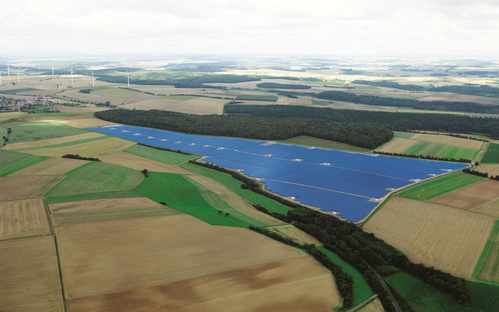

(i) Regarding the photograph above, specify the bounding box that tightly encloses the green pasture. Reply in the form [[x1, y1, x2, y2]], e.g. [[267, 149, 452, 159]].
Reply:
[[125, 144, 198, 166], [133, 172, 255, 228], [481, 143, 499, 163], [0, 112, 91, 122], [386, 273, 499, 312], [91, 87, 138, 99], [437, 146, 479, 160], [14, 135, 109, 152], [48, 162, 144, 196], [181, 162, 292, 215], [397, 172, 484, 201], [403, 141, 445, 157], [0, 150, 49, 177], [312, 99, 331, 105], [473, 220, 499, 283], [235, 94, 278, 101], [0, 88, 39, 94], [317, 247, 374, 305], [6, 121, 89, 143], [393, 131, 416, 139]]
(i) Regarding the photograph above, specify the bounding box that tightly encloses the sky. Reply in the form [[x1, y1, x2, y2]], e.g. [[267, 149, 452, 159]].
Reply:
[[1, 0, 498, 58]]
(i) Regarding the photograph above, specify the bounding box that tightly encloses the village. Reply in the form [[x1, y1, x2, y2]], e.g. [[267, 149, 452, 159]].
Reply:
[[0, 97, 56, 113]]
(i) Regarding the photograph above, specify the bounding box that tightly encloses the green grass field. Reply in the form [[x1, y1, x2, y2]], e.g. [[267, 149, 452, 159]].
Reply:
[[48, 162, 144, 196], [181, 162, 292, 215], [473, 220, 499, 283], [437, 146, 479, 160], [0, 150, 49, 177], [386, 272, 499, 312], [125, 144, 198, 165], [92, 87, 138, 99], [0, 88, 39, 94], [317, 246, 374, 305], [403, 141, 445, 156], [14, 135, 109, 152], [235, 94, 278, 101], [133, 172, 255, 228], [481, 143, 499, 163], [46, 190, 142, 204], [393, 131, 416, 139], [397, 172, 484, 201], [6, 121, 89, 143]]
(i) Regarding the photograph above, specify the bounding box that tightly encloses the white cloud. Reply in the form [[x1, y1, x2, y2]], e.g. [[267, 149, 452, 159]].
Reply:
[[0, 0, 498, 58]]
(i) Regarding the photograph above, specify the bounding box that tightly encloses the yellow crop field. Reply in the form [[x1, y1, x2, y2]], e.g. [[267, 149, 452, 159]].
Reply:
[[475, 164, 499, 177], [186, 174, 284, 226], [56, 117, 116, 129], [375, 137, 416, 154], [0, 198, 51, 240], [49, 197, 180, 226], [57, 214, 339, 311], [0, 175, 66, 201], [431, 179, 499, 210], [25, 137, 135, 157], [363, 196, 494, 279], [358, 298, 384, 312], [3, 132, 104, 150], [98, 151, 192, 174], [0, 236, 64, 312], [472, 199, 499, 218], [412, 133, 484, 150], [10, 157, 86, 176], [121, 97, 226, 115], [269, 224, 323, 246]]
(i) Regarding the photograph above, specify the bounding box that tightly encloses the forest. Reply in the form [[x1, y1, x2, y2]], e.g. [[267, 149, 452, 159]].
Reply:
[[353, 80, 499, 97], [224, 104, 499, 139], [316, 90, 499, 114], [94, 109, 393, 149]]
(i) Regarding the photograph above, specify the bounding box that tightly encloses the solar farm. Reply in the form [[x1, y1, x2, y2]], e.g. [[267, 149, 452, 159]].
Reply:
[[90, 124, 468, 222]]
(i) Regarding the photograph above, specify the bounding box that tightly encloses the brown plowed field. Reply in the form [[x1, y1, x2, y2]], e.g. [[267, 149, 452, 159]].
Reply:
[[67, 257, 338, 312], [411, 133, 483, 150], [3, 132, 104, 150], [25, 137, 135, 157], [0, 198, 51, 240], [363, 197, 494, 279], [430, 179, 499, 210], [187, 174, 284, 226], [0, 236, 64, 311], [0, 175, 66, 201], [375, 137, 416, 154], [98, 151, 191, 174], [49, 197, 180, 226], [10, 157, 86, 176], [56, 214, 339, 311]]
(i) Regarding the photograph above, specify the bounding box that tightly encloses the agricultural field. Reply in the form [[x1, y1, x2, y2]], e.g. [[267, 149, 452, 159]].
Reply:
[[2, 121, 89, 143], [48, 162, 144, 196], [0, 236, 64, 312], [471, 198, 499, 218], [0, 175, 66, 201], [98, 151, 192, 174], [481, 143, 499, 163], [269, 224, 322, 245], [375, 137, 417, 154], [363, 196, 495, 279], [475, 164, 499, 177], [0, 150, 49, 177], [125, 144, 199, 166], [9, 157, 86, 176], [430, 179, 499, 210], [120, 96, 227, 115], [25, 137, 135, 157], [3, 132, 104, 150], [357, 299, 384, 312], [473, 221, 499, 283], [0, 198, 51, 240], [56, 214, 339, 312], [282, 135, 369, 152], [397, 172, 484, 201]]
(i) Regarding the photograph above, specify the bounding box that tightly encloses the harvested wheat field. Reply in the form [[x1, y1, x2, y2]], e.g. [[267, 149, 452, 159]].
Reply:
[[3, 132, 104, 150], [375, 137, 416, 154], [0, 236, 64, 312], [363, 196, 495, 279], [430, 179, 499, 210], [57, 214, 339, 311], [10, 157, 86, 176], [475, 222, 499, 282], [0, 198, 51, 240], [98, 151, 191, 174], [411, 133, 483, 150], [49, 197, 180, 226], [57, 117, 116, 129], [0, 175, 66, 201], [472, 199, 499, 218], [475, 164, 499, 177], [358, 298, 384, 312], [269, 224, 322, 246], [187, 174, 284, 226], [25, 137, 135, 157]]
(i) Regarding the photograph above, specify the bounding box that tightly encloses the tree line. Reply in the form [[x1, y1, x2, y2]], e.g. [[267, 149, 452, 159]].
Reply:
[[224, 104, 499, 139], [353, 80, 499, 97], [94, 109, 393, 149]]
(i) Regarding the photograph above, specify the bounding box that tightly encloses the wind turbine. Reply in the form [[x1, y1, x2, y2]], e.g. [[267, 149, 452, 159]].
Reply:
[[126, 70, 130, 88], [70, 67, 74, 86], [91, 70, 95, 87], [0, 71, 3, 86], [7, 64, 10, 76], [52, 64, 54, 76], [17, 67, 21, 83]]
